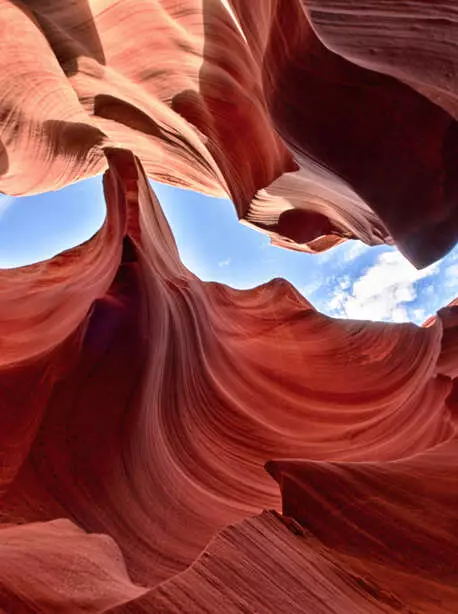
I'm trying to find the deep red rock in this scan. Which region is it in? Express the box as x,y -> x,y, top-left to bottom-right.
1,2 -> 458,612
0,150 -> 455,611
2,0 -> 458,265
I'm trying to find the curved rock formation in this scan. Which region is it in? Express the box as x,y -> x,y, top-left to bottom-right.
0,149 -> 456,612
2,1 -> 458,612
0,519 -> 149,613
2,0 -> 458,265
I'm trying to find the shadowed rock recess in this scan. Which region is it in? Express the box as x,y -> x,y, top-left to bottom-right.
1,2 -> 458,612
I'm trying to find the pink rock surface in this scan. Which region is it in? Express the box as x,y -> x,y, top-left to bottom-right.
1,2 -> 458,612
0,150 -> 456,611
2,0 -> 458,264
0,520 -> 148,612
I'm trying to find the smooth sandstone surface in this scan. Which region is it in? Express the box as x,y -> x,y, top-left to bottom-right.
1,1 -> 458,613
2,0 -> 458,264
0,150 -> 457,612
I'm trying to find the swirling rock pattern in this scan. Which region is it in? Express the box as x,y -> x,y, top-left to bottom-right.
266,437 -> 458,613
0,519 -> 149,613
2,0 -> 458,264
1,1 -> 458,612
0,149 -> 456,612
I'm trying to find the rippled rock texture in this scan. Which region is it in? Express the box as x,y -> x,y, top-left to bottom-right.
3,0 -> 458,264
1,1 -> 458,613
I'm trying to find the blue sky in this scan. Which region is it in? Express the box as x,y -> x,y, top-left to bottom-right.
0,175 -> 457,325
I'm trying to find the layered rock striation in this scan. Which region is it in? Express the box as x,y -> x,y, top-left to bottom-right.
1,2 -> 458,612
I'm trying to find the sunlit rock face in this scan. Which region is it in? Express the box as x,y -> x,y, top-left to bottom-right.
0,150 -> 457,612
3,0 -> 458,265
1,2 -> 458,612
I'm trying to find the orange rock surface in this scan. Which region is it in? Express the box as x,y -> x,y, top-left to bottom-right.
1,2 -> 458,612
3,0 -> 458,264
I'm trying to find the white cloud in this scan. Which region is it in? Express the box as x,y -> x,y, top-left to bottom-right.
342,240 -> 367,263
328,250 -> 439,323
217,258 -> 231,268
412,308 -> 426,323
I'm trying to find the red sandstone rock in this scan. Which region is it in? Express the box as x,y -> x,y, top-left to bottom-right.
266,437 -> 458,613
0,519 -> 148,612
1,2 -> 458,612
0,150 -> 456,611
2,0 -> 458,265
112,511 -> 413,613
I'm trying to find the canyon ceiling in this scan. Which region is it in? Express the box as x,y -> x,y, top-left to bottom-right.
1,1 -> 458,612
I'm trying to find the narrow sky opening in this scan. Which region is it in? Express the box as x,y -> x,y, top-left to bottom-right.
1,175 -> 457,325
0,177 -> 106,268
